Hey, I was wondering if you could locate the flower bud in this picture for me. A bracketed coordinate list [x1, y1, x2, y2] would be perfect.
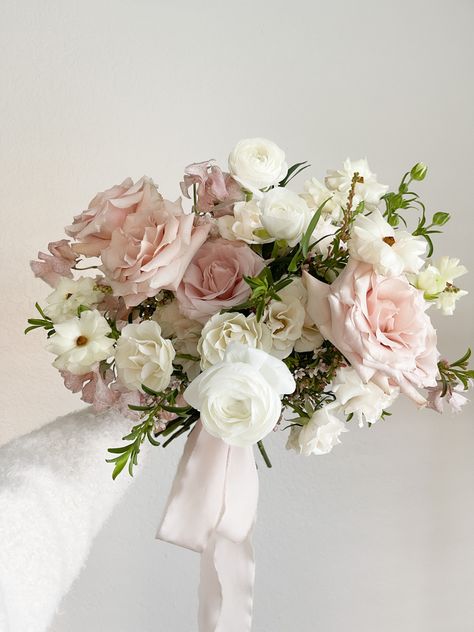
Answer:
[410, 162, 428, 181]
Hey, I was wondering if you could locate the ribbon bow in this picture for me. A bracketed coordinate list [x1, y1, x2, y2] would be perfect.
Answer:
[157, 421, 259, 632]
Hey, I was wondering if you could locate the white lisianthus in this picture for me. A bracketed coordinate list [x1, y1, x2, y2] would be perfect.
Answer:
[153, 300, 202, 379]
[198, 312, 272, 369]
[115, 320, 175, 392]
[410, 256, 468, 315]
[216, 200, 273, 244]
[301, 177, 345, 221]
[349, 209, 427, 276]
[45, 309, 114, 375]
[265, 278, 307, 358]
[228, 137, 288, 193]
[286, 404, 348, 456]
[261, 188, 312, 246]
[332, 367, 399, 427]
[44, 277, 104, 323]
[325, 158, 388, 211]
[184, 343, 295, 447]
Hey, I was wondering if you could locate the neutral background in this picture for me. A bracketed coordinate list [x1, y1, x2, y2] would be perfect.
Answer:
[1, 1, 473, 630]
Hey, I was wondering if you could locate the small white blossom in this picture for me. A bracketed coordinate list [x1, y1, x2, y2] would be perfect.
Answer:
[228, 137, 288, 193]
[46, 309, 114, 375]
[198, 312, 272, 369]
[332, 367, 399, 427]
[287, 404, 348, 456]
[216, 200, 273, 244]
[325, 158, 388, 212]
[411, 256, 468, 315]
[261, 188, 312, 246]
[301, 177, 345, 221]
[436, 288, 468, 315]
[310, 214, 339, 257]
[44, 277, 103, 323]
[115, 320, 175, 393]
[349, 209, 426, 276]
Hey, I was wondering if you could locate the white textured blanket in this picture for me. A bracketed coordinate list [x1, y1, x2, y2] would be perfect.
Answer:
[0, 408, 139, 632]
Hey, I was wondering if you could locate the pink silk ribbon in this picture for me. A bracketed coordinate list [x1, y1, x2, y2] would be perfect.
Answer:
[156, 421, 259, 632]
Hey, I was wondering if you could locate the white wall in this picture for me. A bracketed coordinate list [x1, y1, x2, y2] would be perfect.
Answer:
[1, 0, 473, 630]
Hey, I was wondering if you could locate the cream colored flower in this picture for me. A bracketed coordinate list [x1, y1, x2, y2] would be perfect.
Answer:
[265, 278, 307, 358]
[44, 277, 103, 323]
[115, 320, 175, 393]
[46, 309, 114, 375]
[228, 137, 288, 192]
[198, 312, 272, 369]
[325, 158, 388, 212]
[216, 200, 273, 244]
[261, 188, 312, 246]
[286, 404, 348, 456]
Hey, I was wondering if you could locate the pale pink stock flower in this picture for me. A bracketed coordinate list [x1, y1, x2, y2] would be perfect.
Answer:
[66, 177, 159, 257]
[303, 259, 439, 405]
[61, 366, 119, 412]
[176, 238, 265, 322]
[30, 239, 78, 287]
[180, 160, 244, 216]
[100, 198, 211, 307]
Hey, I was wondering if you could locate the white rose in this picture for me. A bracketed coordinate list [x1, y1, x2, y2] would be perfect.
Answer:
[44, 277, 104, 323]
[216, 200, 273, 244]
[261, 188, 312, 246]
[325, 158, 388, 211]
[45, 309, 114, 375]
[265, 278, 306, 358]
[228, 137, 288, 192]
[184, 343, 295, 447]
[332, 367, 399, 427]
[301, 177, 345, 221]
[153, 300, 203, 379]
[115, 320, 175, 393]
[287, 404, 348, 456]
[349, 209, 426, 276]
[198, 312, 272, 369]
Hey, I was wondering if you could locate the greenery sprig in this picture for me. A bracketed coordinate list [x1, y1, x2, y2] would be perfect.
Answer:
[24, 303, 55, 336]
[437, 348, 474, 396]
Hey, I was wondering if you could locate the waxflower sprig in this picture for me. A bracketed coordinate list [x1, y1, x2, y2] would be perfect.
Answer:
[26, 137, 471, 475]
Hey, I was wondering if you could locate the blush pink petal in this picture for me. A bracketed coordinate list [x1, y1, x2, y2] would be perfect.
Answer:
[303, 260, 439, 405]
[30, 239, 78, 287]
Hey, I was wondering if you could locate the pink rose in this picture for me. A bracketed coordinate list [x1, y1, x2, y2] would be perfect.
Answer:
[303, 260, 439, 405]
[176, 238, 265, 322]
[30, 239, 78, 287]
[100, 198, 210, 307]
[180, 160, 244, 216]
[66, 177, 159, 257]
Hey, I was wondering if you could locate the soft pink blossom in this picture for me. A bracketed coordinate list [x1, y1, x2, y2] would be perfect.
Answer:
[176, 238, 265, 322]
[303, 260, 439, 405]
[100, 198, 211, 307]
[180, 160, 244, 216]
[66, 177, 159, 257]
[61, 366, 118, 412]
[426, 381, 470, 413]
[30, 239, 78, 287]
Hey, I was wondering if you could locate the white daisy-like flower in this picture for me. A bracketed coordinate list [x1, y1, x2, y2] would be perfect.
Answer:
[44, 277, 104, 323]
[349, 209, 427, 276]
[46, 309, 114, 375]
[325, 158, 388, 212]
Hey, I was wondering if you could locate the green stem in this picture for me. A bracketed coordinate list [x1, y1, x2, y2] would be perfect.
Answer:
[257, 440, 272, 468]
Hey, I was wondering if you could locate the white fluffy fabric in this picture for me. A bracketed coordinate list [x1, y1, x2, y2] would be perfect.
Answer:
[0, 407, 141, 632]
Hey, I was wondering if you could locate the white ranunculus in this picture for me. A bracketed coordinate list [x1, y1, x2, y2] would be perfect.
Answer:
[45, 309, 114, 375]
[325, 158, 388, 212]
[198, 312, 272, 369]
[228, 137, 288, 192]
[265, 278, 307, 358]
[153, 300, 203, 379]
[332, 367, 399, 427]
[287, 404, 348, 456]
[261, 187, 312, 247]
[216, 200, 273, 244]
[301, 177, 345, 221]
[184, 343, 295, 447]
[44, 277, 104, 323]
[115, 320, 175, 392]
[349, 209, 427, 276]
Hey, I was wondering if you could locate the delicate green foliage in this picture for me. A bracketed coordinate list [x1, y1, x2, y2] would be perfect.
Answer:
[287, 199, 328, 273]
[24, 303, 55, 335]
[412, 207, 451, 257]
[107, 386, 199, 479]
[438, 348, 474, 395]
[279, 161, 310, 187]
[225, 267, 293, 321]
[257, 440, 272, 468]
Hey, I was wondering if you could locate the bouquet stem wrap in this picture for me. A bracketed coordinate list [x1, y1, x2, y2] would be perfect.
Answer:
[157, 421, 259, 632]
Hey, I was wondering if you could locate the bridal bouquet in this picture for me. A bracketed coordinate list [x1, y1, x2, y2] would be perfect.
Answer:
[28, 138, 473, 478]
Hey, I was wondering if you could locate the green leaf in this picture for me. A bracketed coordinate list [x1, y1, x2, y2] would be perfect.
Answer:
[141, 384, 163, 397]
[107, 445, 132, 454]
[279, 161, 310, 187]
[301, 199, 329, 257]
[432, 211, 450, 226]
